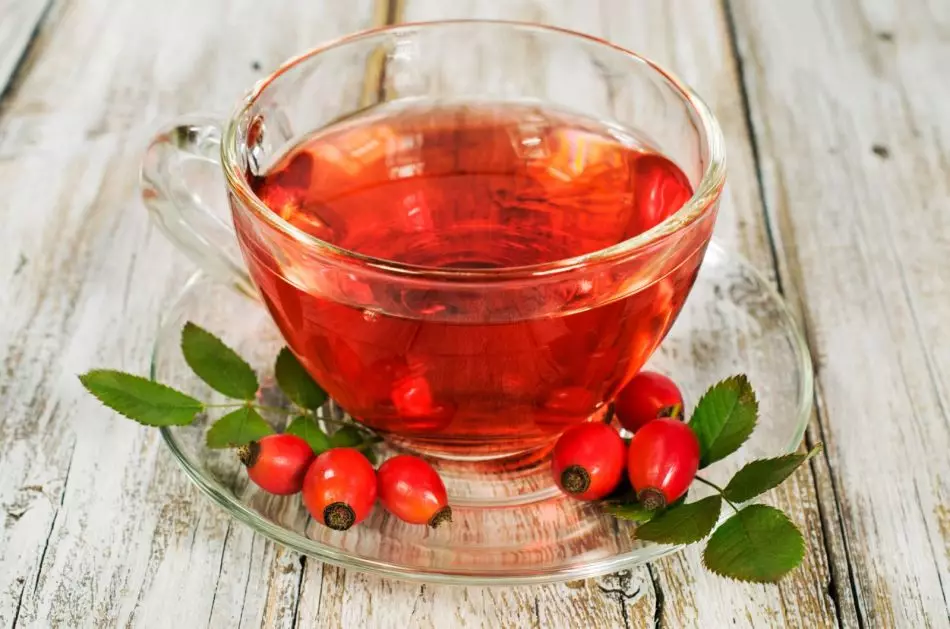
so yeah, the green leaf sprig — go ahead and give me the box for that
[605,374,822,584]
[79,322,377,454]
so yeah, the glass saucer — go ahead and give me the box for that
[152,243,812,585]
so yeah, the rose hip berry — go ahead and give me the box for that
[552,422,626,501]
[627,418,700,510]
[391,374,434,417]
[302,447,377,531]
[238,433,315,495]
[615,371,684,433]
[377,455,452,527]
[389,373,456,433]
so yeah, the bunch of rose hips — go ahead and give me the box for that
[552,371,698,509]
[239,435,451,531]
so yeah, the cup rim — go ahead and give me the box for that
[222,19,726,281]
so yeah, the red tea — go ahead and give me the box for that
[239,102,708,456]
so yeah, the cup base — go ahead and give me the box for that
[379,404,610,463]
[371,435,559,507]
[385,435,546,462]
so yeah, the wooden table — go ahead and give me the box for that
[2,0,948,626]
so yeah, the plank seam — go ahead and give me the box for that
[290,555,307,628]
[32,441,76,597]
[205,520,232,628]
[721,2,865,626]
[11,579,26,628]
[598,569,647,629]
[386,0,406,25]
[806,390,866,628]
[235,535,255,627]
[647,564,664,629]
[0,0,55,109]
[720,0,784,295]
[311,560,324,628]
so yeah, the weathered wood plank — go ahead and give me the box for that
[2,0,914,626]
[0,1,374,626]
[0,0,50,99]
[730,0,950,626]
[294,564,655,629]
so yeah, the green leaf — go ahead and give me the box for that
[285,415,331,454]
[205,406,274,448]
[723,444,823,503]
[330,425,364,448]
[181,322,259,400]
[328,424,379,461]
[274,348,327,409]
[603,502,657,523]
[79,370,203,426]
[689,375,758,467]
[703,504,805,583]
[636,495,722,544]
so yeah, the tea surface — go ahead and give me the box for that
[242,102,702,455]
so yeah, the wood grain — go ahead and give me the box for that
[730,0,950,626]
[3,0,944,626]
[0,1,373,626]
[0,0,833,627]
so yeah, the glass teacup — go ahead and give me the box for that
[141,21,725,460]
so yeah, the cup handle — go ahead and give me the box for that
[140,116,256,296]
